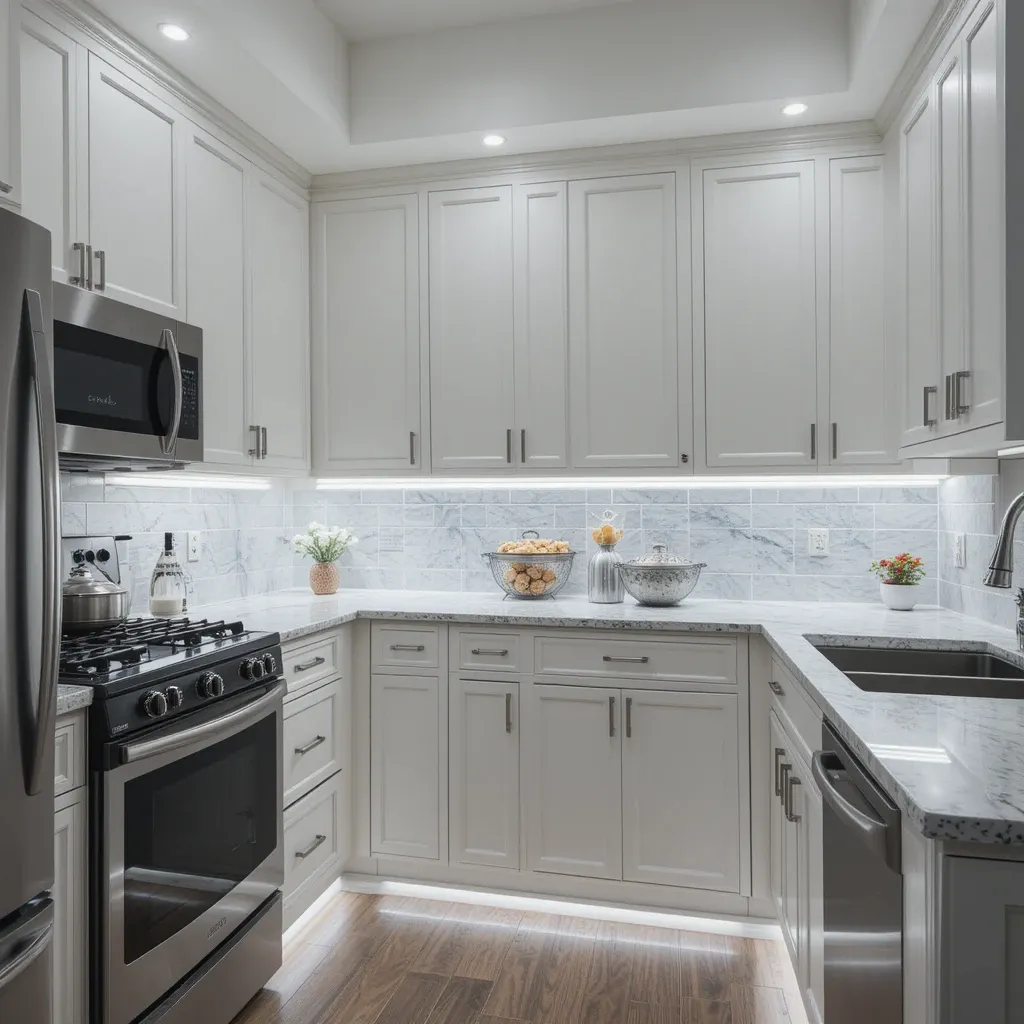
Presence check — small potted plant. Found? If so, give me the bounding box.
[871,552,925,611]
[293,522,358,596]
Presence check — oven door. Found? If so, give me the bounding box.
[99,681,284,1024]
[53,283,202,468]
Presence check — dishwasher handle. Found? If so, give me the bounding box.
[812,751,901,873]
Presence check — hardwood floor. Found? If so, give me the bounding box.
[232,892,807,1024]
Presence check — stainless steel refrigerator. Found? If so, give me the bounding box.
[0,206,61,1021]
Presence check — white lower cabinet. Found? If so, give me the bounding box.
[525,684,622,880]
[53,789,86,1024]
[449,678,519,869]
[370,673,442,860]
[622,689,740,892]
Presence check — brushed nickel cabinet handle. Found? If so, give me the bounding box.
[410,431,416,465]
[923,385,937,427]
[261,426,268,459]
[625,696,633,738]
[71,242,87,286]
[954,370,971,416]
[248,425,260,458]
[294,735,326,756]
[85,244,94,289]
[609,695,616,737]
[774,747,786,796]
[602,655,649,664]
[295,834,327,859]
[390,643,426,652]
[94,249,106,291]
[0,180,12,194]
[831,422,838,460]
[294,655,326,672]
[768,680,785,696]
[786,776,802,823]
[506,428,513,464]
[810,423,816,460]
[521,429,527,463]
[471,648,509,657]
[779,763,791,806]
[505,692,513,734]
[945,374,953,420]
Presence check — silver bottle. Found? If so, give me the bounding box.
[588,543,624,603]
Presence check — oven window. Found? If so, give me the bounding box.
[122,715,277,964]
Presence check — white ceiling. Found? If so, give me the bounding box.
[86,0,943,176]
[313,0,638,41]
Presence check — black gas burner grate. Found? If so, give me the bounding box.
[59,642,151,678]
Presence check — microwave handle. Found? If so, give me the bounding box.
[160,328,183,456]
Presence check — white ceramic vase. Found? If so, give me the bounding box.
[880,582,919,611]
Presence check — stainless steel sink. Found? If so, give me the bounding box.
[813,644,1024,699]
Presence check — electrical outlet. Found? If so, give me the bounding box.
[954,532,967,569]
[807,528,830,557]
[187,532,201,563]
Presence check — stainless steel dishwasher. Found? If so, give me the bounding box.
[812,722,903,1024]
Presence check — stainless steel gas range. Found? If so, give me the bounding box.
[61,616,285,1024]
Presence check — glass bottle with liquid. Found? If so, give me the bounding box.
[149,532,188,618]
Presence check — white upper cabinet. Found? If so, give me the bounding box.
[249,174,310,471]
[312,194,422,474]
[429,186,515,471]
[87,54,185,318]
[701,161,817,468]
[186,128,250,466]
[569,173,680,470]
[19,12,80,280]
[828,156,890,464]
[514,182,568,470]
[0,0,20,208]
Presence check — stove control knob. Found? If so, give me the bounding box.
[262,654,277,675]
[165,685,184,709]
[241,657,265,681]
[197,672,225,699]
[142,691,169,718]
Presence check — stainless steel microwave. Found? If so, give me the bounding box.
[53,283,203,470]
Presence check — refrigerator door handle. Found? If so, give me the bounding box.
[22,290,61,796]
[0,901,53,994]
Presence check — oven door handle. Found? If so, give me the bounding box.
[120,681,286,764]
[160,327,183,456]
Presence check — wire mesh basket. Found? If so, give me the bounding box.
[481,531,576,599]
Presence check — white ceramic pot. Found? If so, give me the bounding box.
[880,582,919,611]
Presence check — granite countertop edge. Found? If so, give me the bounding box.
[57,684,94,716]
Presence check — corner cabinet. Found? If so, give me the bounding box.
[0,0,20,209]
[312,194,423,474]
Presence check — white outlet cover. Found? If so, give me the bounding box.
[807,528,830,557]
[954,533,967,569]
[187,532,201,563]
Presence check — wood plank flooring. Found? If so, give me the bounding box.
[232,892,807,1024]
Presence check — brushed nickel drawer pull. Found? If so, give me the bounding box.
[472,648,509,657]
[294,735,327,756]
[608,695,616,737]
[390,644,426,652]
[625,696,633,738]
[779,763,791,807]
[71,242,87,286]
[923,385,937,427]
[294,656,326,673]
[505,692,513,733]
[410,430,416,465]
[602,655,649,664]
[0,180,12,194]
[774,747,786,796]
[295,834,327,859]
[785,776,802,823]
[769,680,785,696]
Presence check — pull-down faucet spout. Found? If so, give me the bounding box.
[985,491,1024,588]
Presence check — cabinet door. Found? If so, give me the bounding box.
[249,174,310,470]
[0,0,20,207]
[622,690,740,891]
[19,13,81,282]
[803,766,825,1024]
[514,182,568,469]
[525,684,621,880]
[186,129,251,466]
[829,156,891,464]
[770,712,799,965]
[785,756,810,994]
[569,173,679,469]
[900,90,940,447]
[87,55,185,317]
[703,161,817,467]
[371,674,440,859]
[450,678,519,869]
[53,793,86,1024]
[961,0,1002,431]
[429,186,515,470]
[312,194,421,473]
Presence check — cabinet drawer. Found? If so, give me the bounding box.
[769,656,822,760]
[54,712,86,796]
[284,680,347,808]
[534,634,738,688]
[283,633,341,697]
[284,774,343,903]
[372,623,440,670]
[455,631,522,673]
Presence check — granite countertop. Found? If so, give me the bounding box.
[199,589,1024,845]
[57,684,93,716]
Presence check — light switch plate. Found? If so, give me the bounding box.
[187,532,201,563]
[954,532,967,569]
[807,528,830,557]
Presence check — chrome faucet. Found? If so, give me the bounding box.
[984,491,1024,589]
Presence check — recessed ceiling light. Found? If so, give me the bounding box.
[158,23,190,42]
[482,134,506,147]
[782,102,808,116]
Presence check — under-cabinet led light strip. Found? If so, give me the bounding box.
[104,473,272,491]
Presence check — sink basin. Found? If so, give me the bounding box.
[815,645,1024,680]
[844,672,1024,699]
